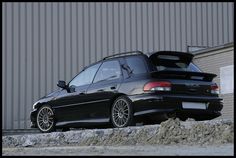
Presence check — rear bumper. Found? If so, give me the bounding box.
[128,93,223,119]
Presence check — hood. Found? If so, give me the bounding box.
[43,88,61,98]
[33,88,62,110]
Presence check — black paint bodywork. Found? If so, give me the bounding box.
[30,51,223,129]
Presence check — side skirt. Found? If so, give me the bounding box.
[55,118,110,128]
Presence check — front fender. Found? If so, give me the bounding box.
[33,96,55,110]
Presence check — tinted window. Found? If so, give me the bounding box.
[154,61,201,72]
[93,60,121,83]
[188,63,202,72]
[69,63,100,87]
[150,54,198,72]
[125,56,147,74]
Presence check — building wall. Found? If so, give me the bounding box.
[193,43,234,120]
[2,2,234,129]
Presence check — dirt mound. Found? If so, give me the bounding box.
[146,118,234,145]
[2,118,234,147]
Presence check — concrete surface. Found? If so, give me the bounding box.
[2,144,234,156]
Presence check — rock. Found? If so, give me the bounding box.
[22,139,35,147]
[95,130,104,137]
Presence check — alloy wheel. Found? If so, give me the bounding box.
[112,98,130,127]
[37,106,55,132]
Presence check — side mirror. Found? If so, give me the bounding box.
[57,80,67,89]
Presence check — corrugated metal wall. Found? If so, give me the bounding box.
[2,2,234,129]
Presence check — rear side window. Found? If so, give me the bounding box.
[93,60,122,83]
[125,56,147,74]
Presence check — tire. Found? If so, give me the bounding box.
[111,96,134,128]
[36,105,56,133]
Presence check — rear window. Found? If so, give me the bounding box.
[148,52,201,72]
[125,56,147,74]
[152,59,201,72]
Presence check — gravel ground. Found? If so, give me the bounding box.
[3,118,233,148]
[2,118,234,156]
[2,144,234,156]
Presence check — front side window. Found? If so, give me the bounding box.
[93,60,121,83]
[69,63,100,87]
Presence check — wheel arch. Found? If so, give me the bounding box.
[34,102,55,119]
[34,100,53,110]
[109,93,133,121]
[36,104,56,133]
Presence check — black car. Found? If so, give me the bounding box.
[30,51,223,133]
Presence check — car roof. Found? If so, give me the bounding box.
[82,52,145,70]
[84,50,193,70]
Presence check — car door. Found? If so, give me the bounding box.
[86,59,123,120]
[52,63,101,123]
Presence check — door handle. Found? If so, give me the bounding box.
[97,89,104,92]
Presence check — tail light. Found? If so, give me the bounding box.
[211,83,219,94]
[144,81,171,92]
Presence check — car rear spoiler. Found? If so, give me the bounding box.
[150,70,217,81]
[148,51,194,65]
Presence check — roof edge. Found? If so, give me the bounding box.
[191,42,234,55]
